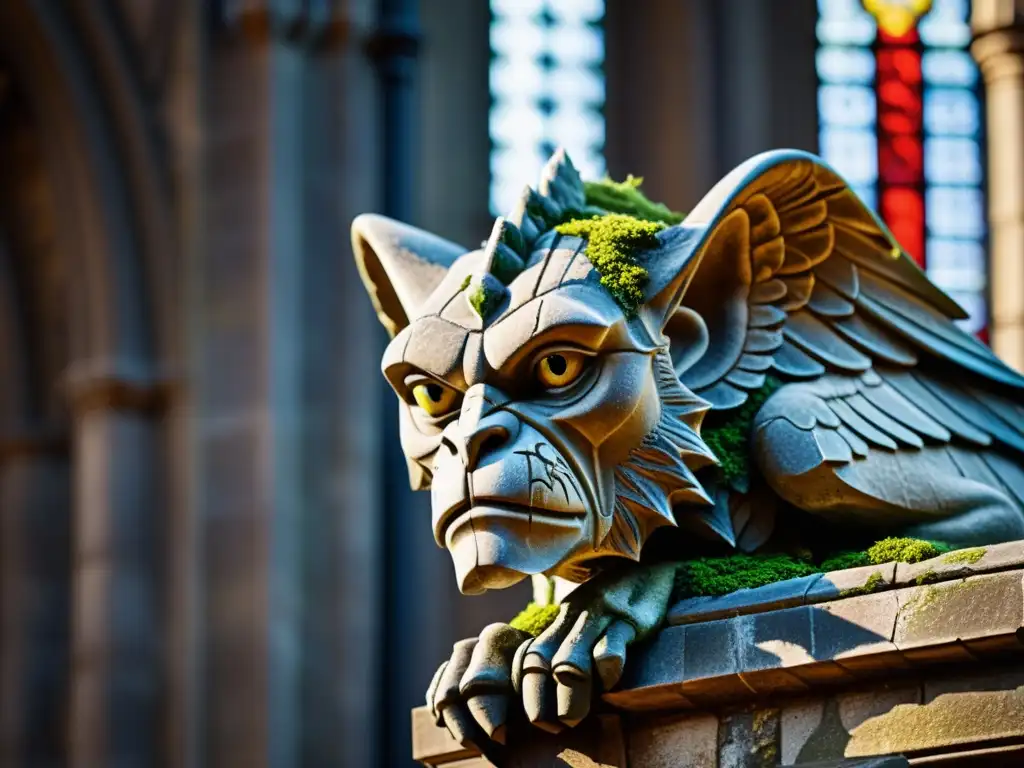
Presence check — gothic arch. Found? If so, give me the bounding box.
[0,2,181,765]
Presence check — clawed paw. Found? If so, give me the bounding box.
[425,609,634,747]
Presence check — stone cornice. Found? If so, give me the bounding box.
[0,430,68,461]
[62,358,177,415]
[216,0,350,48]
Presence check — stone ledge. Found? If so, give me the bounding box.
[413,543,1024,766]
[666,540,1024,628]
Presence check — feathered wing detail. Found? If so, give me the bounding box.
[676,152,1024,409]
[669,151,1024,543]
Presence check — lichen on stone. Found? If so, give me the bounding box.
[509,602,560,636]
[840,570,885,598]
[701,376,783,487]
[584,175,685,225]
[941,547,986,565]
[555,214,665,314]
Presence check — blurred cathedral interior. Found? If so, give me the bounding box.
[0,0,1020,765]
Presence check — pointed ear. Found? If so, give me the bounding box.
[637,224,706,331]
[351,214,467,337]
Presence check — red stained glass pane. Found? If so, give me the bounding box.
[881,187,925,266]
[878,134,923,184]
[878,27,919,46]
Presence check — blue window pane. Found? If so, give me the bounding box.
[820,128,878,186]
[927,187,985,238]
[818,85,876,128]
[919,0,971,47]
[816,47,875,85]
[922,50,978,87]
[926,238,987,292]
[925,137,982,184]
[924,88,980,136]
[816,0,876,45]
[490,1,606,215]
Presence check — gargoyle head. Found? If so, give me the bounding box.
[352,150,722,594]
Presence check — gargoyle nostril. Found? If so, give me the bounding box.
[465,424,510,471]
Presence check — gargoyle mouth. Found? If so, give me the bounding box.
[436,500,585,549]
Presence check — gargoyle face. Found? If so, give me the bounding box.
[352,153,720,593]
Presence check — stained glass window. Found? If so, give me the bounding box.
[489,0,606,216]
[817,0,988,337]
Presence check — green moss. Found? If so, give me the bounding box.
[584,176,685,225]
[841,570,885,597]
[866,537,952,565]
[820,551,872,572]
[701,377,783,486]
[942,547,986,565]
[460,274,472,291]
[468,281,502,318]
[673,553,818,599]
[555,214,665,313]
[915,569,938,586]
[509,602,560,636]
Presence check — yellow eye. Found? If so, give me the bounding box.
[412,381,459,417]
[536,351,586,390]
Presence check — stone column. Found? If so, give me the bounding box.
[0,442,70,767]
[66,372,165,768]
[973,0,1024,368]
[195,3,385,765]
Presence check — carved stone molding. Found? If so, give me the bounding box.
[62,358,176,415]
[972,28,1024,81]
[216,0,350,47]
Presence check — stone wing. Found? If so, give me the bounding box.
[673,150,1024,410]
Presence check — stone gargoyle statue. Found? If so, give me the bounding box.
[350,149,1024,750]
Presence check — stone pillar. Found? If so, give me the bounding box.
[195,3,385,765]
[66,373,165,768]
[0,443,70,767]
[973,0,1024,368]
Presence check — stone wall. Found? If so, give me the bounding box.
[412,541,1024,766]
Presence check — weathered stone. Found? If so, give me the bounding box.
[780,699,825,765]
[718,708,780,768]
[923,666,1024,702]
[737,606,814,694]
[809,591,904,674]
[806,563,896,603]
[667,575,822,625]
[846,685,1024,756]
[627,712,718,768]
[892,571,1024,650]
[894,539,1024,587]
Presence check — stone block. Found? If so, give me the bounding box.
[627,712,718,768]
[805,563,896,603]
[718,708,780,768]
[779,684,920,765]
[667,575,821,625]
[845,684,1024,756]
[894,539,1024,587]
[922,665,1024,702]
[809,591,904,674]
[737,606,814,694]
[892,571,1024,650]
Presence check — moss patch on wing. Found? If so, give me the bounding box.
[701,377,783,487]
[509,602,560,636]
[583,175,685,225]
[555,214,665,314]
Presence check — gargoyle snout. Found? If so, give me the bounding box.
[443,387,520,472]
